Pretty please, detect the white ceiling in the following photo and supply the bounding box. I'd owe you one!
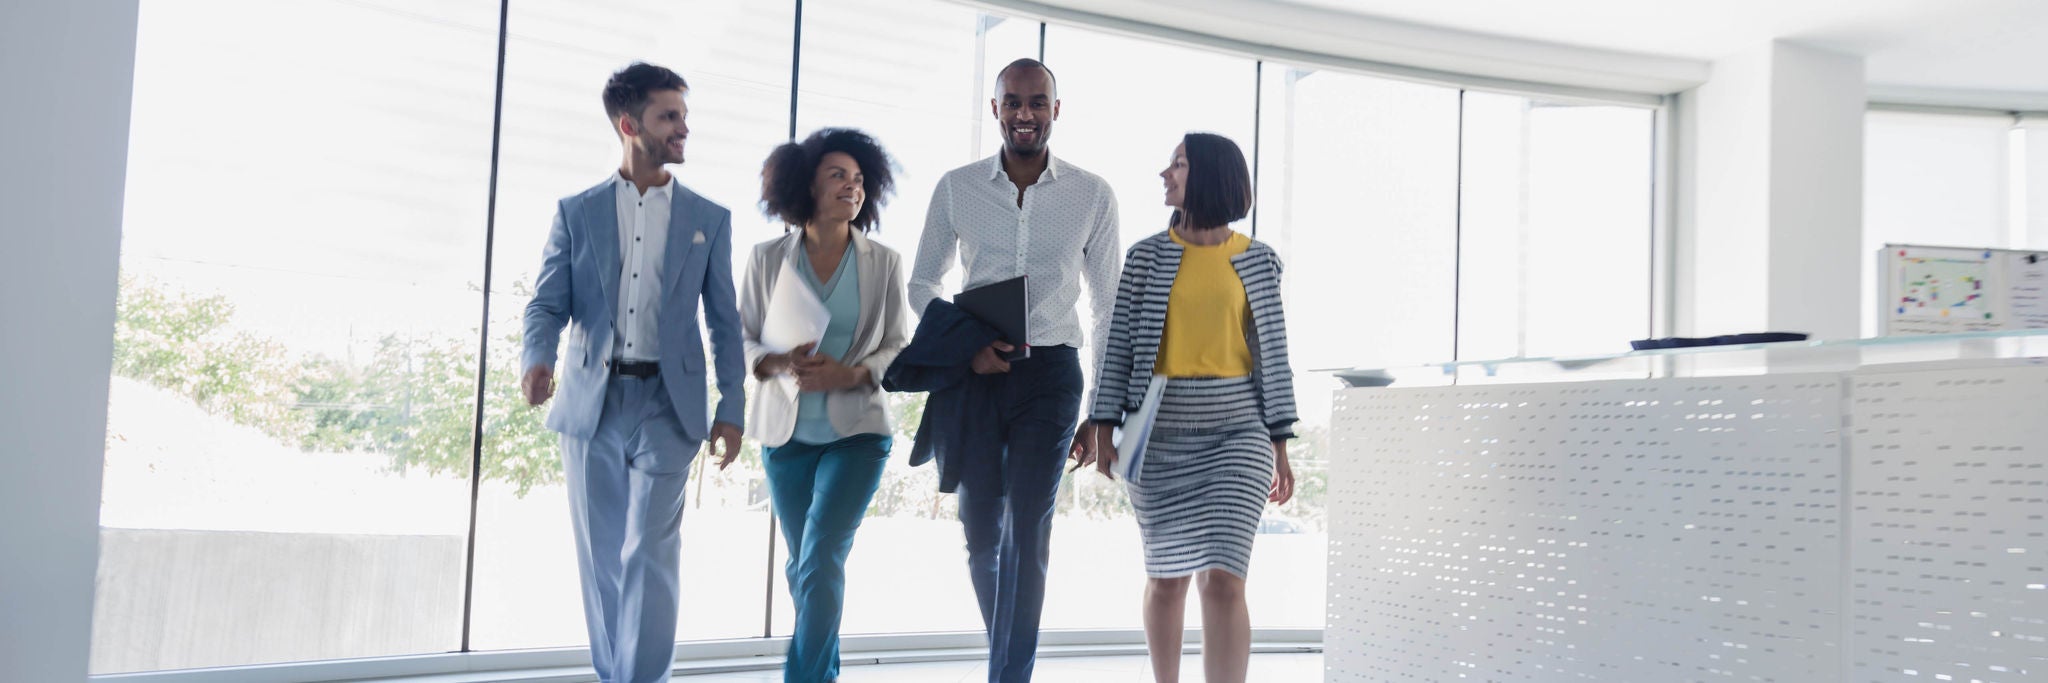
[992,0,2048,104]
[1283,0,2048,93]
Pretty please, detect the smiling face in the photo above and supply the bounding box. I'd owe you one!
[991,66,1058,158]
[810,151,864,225]
[621,88,689,165]
[1161,142,1189,210]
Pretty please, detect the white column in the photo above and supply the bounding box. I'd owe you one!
[1676,40,1866,340]
[2027,118,2048,249]
[0,1,139,681]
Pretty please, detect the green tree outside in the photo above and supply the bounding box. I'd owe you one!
[111,274,1321,522]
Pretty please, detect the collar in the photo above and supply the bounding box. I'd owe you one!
[984,151,1061,184]
[614,170,677,199]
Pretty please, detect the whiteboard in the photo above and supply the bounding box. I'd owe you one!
[1880,243,2048,335]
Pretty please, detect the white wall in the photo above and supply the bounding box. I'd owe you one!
[2028,119,2048,249]
[1677,45,1772,337]
[1675,40,1865,341]
[0,1,139,681]
[1766,42,1864,341]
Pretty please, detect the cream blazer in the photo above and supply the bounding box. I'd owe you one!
[740,229,911,447]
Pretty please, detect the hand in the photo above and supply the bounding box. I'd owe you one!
[1269,440,1295,505]
[754,342,817,380]
[793,351,869,392]
[1068,422,1099,472]
[1094,425,1120,480]
[521,365,555,406]
[707,421,743,470]
[971,341,1015,374]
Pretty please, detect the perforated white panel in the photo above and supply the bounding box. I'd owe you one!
[1328,376,1847,682]
[1848,363,2048,683]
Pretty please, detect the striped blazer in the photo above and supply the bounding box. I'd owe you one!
[1088,230,1299,440]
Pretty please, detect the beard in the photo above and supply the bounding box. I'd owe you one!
[642,135,684,165]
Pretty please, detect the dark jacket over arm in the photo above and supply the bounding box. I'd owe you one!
[881,299,1003,493]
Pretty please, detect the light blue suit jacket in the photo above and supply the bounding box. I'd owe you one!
[522,177,746,441]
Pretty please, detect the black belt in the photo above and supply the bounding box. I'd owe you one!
[610,360,659,377]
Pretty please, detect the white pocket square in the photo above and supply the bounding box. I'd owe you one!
[692,231,706,244]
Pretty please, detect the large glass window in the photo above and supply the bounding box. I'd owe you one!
[1038,25,1267,632]
[1253,64,1462,629]
[469,0,797,648]
[777,0,1031,636]
[1862,110,2019,336]
[1257,66,1460,371]
[1254,69,1655,628]
[96,0,500,673]
[1046,25,1259,246]
[1459,93,1655,360]
[98,0,1665,672]
[2028,119,2048,249]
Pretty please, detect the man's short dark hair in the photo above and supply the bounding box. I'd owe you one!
[760,128,898,232]
[602,62,689,123]
[993,57,1057,99]
[1177,132,1254,229]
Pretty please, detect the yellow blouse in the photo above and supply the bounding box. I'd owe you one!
[1155,230,1254,377]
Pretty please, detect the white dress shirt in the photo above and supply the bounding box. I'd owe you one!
[614,172,675,363]
[910,153,1122,375]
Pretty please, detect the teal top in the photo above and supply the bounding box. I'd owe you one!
[791,243,861,445]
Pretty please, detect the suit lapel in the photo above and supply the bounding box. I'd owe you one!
[852,231,882,354]
[662,185,700,299]
[774,230,802,283]
[585,180,622,316]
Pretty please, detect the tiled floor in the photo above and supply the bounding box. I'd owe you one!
[679,652,1324,682]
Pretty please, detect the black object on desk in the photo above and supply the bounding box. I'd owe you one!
[1630,332,1809,350]
[955,275,1030,361]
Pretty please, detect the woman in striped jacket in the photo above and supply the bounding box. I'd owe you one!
[1084,132,1298,683]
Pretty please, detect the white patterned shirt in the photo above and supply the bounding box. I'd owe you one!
[909,153,1122,375]
[613,172,675,362]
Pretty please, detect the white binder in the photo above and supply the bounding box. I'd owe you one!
[1113,375,1170,484]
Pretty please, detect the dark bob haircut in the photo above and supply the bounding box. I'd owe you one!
[760,128,897,231]
[602,62,688,123]
[1174,132,1254,230]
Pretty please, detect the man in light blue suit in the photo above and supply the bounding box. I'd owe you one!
[521,62,745,683]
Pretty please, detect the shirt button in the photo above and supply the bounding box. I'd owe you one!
[629,309,635,314]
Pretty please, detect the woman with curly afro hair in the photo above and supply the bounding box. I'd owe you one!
[738,127,910,683]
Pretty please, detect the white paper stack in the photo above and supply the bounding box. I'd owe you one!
[761,257,832,354]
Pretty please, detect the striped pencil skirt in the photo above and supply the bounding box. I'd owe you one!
[1128,375,1275,579]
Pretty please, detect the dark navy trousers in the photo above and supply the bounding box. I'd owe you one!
[954,345,1082,683]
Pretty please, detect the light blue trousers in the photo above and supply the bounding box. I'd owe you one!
[560,375,698,683]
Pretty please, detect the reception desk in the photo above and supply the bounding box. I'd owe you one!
[1325,332,2048,682]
